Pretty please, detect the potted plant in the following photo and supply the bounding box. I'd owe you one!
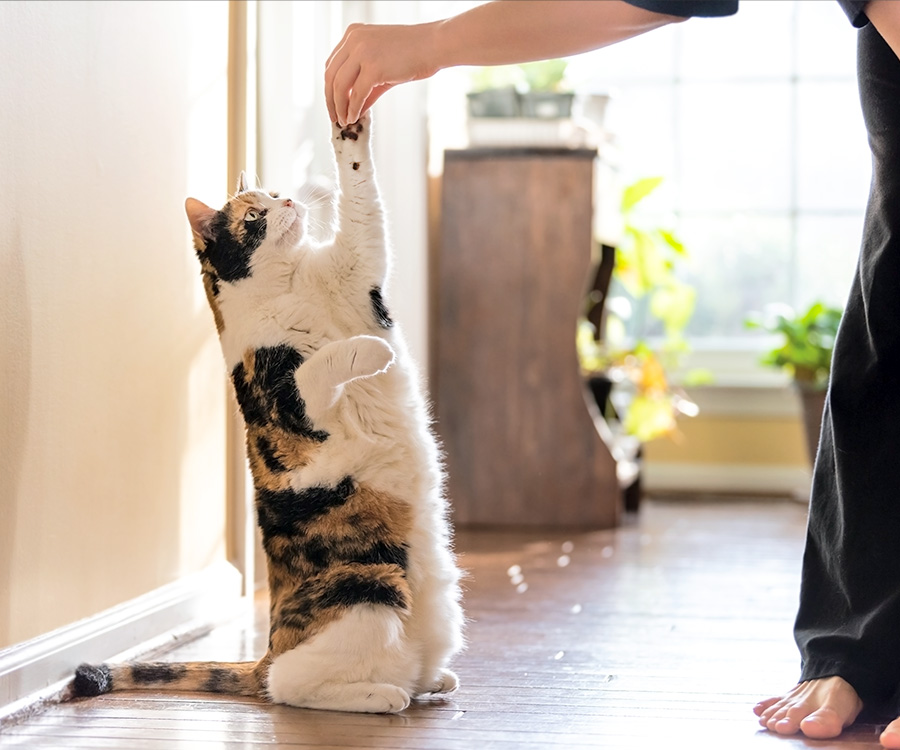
[517,59,574,118]
[467,59,574,119]
[744,301,843,465]
[467,65,522,118]
[578,176,708,445]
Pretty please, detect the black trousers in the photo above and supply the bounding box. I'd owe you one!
[795,22,900,716]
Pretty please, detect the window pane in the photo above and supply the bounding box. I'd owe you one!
[796,1,858,78]
[796,81,870,212]
[679,214,793,338]
[567,25,677,85]
[795,215,862,311]
[603,85,678,186]
[679,1,793,81]
[678,82,792,212]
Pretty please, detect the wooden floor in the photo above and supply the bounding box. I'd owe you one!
[0,495,888,748]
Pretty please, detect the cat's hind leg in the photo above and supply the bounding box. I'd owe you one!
[266,605,416,714]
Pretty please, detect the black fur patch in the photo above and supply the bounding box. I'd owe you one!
[202,211,263,282]
[369,287,393,329]
[232,345,328,441]
[320,571,408,610]
[202,667,242,694]
[296,535,331,569]
[274,564,408,636]
[205,270,221,297]
[355,541,409,570]
[256,435,288,473]
[73,663,113,697]
[131,663,187,684]
[256,477,356,539]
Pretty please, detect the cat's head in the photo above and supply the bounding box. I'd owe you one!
[185,173,307,328]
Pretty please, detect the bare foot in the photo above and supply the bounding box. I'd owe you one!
[754,676,863,738]
[881,717,900,749]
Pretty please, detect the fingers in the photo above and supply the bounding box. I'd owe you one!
[324,40,349,124]
[331,59,364,127]
[324,23,370,127]
[361,84,393,116]
[327,59,382,127]
[325,22,437,126]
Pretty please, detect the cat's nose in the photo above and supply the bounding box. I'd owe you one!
[283,199,293,208]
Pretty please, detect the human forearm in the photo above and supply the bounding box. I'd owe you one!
[325,0,684,126]
[431,0,685,69]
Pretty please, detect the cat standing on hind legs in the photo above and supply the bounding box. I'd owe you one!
[71,112,464,714]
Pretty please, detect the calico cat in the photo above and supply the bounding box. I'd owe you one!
[72,113,464,714]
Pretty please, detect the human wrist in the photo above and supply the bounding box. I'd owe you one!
[424,18,458,74]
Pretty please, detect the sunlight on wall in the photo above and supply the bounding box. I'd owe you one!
[0,0,230,647]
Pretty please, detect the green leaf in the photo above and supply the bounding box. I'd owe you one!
[621,176,664,213]
[650,282,696,338]
[518,59,568,92]
[744,300,843,385]
[682,368,715,387]
[657,229,687,255]
[624,393,677,442]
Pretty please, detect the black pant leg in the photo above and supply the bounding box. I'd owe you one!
[795,22,900,713]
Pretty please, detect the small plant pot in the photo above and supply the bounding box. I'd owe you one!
[467,87,521,118]
[796,383,827,466]
[519,91,575,119]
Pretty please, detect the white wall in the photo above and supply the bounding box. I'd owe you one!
[0,0,231,648]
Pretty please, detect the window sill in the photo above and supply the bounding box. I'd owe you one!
[674,345,802,418]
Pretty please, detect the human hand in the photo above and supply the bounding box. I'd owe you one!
[324,22,442,126]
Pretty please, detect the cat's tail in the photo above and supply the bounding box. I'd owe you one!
[71,659,266,699]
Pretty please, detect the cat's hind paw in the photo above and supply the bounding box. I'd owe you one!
[418,668,459,697]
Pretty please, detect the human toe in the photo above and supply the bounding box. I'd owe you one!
[798,708,848,739]
[880,717,900,749]
[754,697,780,717]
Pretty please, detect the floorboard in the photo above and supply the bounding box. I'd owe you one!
[0,495,886,749]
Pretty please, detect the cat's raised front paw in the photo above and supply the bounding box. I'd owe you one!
[332,112,371,164]
[335,110,371,140]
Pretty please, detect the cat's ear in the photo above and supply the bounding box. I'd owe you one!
[185,197,217,242]
[237,171,253,193]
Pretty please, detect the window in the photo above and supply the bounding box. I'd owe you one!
[563,1,869,382]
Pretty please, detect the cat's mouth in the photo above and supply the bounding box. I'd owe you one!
[272,209,302,244]
[283,214,302,243]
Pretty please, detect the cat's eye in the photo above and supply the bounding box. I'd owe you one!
[244,208,266,222]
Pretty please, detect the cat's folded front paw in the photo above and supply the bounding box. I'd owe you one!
[351,335,395,379]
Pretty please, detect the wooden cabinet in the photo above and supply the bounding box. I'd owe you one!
[433,148,621,529]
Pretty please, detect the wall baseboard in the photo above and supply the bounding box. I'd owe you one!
[643,461,812,500]
[0,560,244,722]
